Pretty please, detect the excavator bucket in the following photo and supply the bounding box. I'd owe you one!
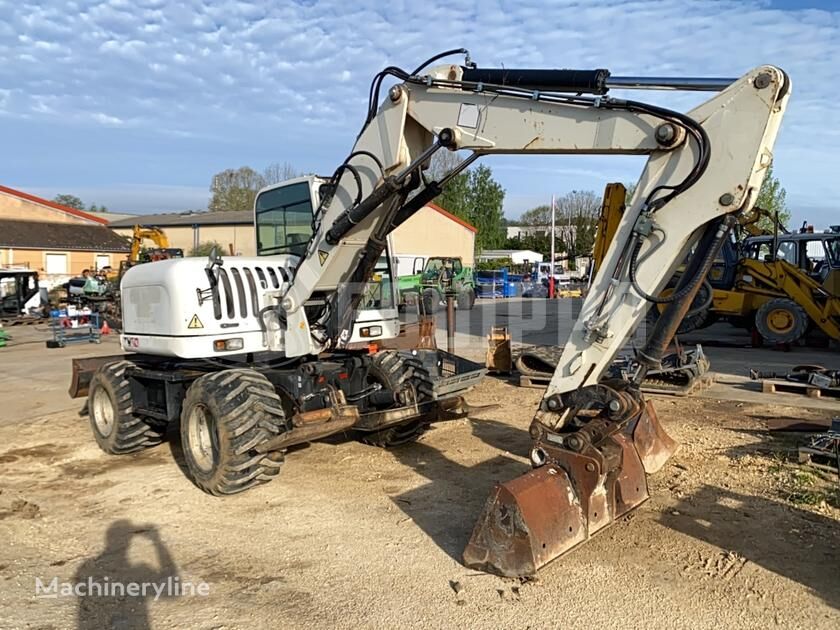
[485,326,512,374]
[463,401,677,577]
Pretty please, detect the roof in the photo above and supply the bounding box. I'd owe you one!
[86,211,139,222]
[109,210,252,228]
[0,219,130,252]
[0,185,109,225]
[426,203,477,233]
[110,204,478,232]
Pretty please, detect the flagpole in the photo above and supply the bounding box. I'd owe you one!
[549,194,555,299]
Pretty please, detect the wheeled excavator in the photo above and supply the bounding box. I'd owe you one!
[69,50,789,577]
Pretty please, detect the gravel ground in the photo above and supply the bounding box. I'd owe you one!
[1,337,838,630]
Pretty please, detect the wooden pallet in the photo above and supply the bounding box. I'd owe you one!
[761,379,840,399]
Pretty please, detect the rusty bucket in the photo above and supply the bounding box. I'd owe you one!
[463,401,677,577]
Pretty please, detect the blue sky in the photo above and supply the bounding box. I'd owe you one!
[1,0,838,228]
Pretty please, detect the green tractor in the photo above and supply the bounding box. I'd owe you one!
[399,257,476,313]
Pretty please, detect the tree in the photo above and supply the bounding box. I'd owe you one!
[516,190,602,261]
[519,204,551,226]
[209,163,304,212]
[190,241,225,257]
[754,163,790,231]
[88,203,108,213]
[262,162,300,186]
[426,153,507,252]
[429,151,471,218]
[624,182,637,206]
[465,165,506,251]
[555,190,601,257]
[53,194,85,211]
[208,166,266,212]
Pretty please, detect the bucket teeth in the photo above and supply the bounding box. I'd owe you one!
[463,401,675,577]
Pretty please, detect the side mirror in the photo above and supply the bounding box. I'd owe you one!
[206,246,224,271]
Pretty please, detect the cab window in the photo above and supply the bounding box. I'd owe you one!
[255,182,314,257]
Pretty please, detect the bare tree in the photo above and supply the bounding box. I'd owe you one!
[263,162,300,186]
[554,190,601,257]
[426,150,465,182]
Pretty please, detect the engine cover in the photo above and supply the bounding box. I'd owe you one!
[120,256,297,358]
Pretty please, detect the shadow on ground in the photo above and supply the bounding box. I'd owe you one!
[74,519,180,630]
[661,483,840,610]
[388,416,532,563]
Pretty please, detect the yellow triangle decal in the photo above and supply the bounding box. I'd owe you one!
[318,250,329,266]
[188,314,204,329]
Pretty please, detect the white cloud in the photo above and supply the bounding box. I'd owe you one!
[0,0,836,222]
[91,112,125,126]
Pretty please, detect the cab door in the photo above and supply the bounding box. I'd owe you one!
[818,236,840,296]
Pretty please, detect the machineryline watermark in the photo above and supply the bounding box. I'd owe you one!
[35,576,210,600]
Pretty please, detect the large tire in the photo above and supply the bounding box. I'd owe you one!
[88,360,165,454]
[180,369,288,496]
[421,288,441,314]
[755,298,809,345]
[357,351,435,447]
[647,279,714,335]
[457,288,476,310]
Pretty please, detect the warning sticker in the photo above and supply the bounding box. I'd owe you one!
[318,250,329,266]
[188,314,204,329]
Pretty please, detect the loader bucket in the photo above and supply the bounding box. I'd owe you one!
[68,355,125,398]
[463,401,677,577]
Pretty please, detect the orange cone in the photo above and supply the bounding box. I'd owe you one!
[100,320,111,335]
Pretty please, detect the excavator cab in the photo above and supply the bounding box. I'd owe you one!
[742,232,840,295]
[254,176,401,346]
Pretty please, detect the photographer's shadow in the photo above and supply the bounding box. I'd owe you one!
[74,520,178,630]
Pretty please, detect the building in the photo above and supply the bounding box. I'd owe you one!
[477,249,544,265]
[109,210,255,256]
[388,203,476,275]
[0,185,131,282]
[109,202,477,274]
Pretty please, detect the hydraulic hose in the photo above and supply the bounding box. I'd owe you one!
[636,215,736,369]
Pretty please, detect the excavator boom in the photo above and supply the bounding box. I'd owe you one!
[264,52,790,576]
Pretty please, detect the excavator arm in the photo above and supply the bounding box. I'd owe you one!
[267,51,789,575]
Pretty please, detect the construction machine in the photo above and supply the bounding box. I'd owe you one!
[398,256,477,312]
[0,269,43,324]
[127,225,183,267]
[709,229,840,344]
[648,218,840,343]
[69,50,789,577]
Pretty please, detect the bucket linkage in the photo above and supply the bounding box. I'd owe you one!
[463,381,677,577]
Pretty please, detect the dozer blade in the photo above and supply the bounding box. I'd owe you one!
[463,401,677,577]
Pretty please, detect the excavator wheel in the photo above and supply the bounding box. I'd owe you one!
[457,288,476,310]
[88,360,165,455]
[755,298,809,345]
[356,351,434,447]
[180,369,287,496]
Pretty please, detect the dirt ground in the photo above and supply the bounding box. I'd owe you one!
[0,327,839,629]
